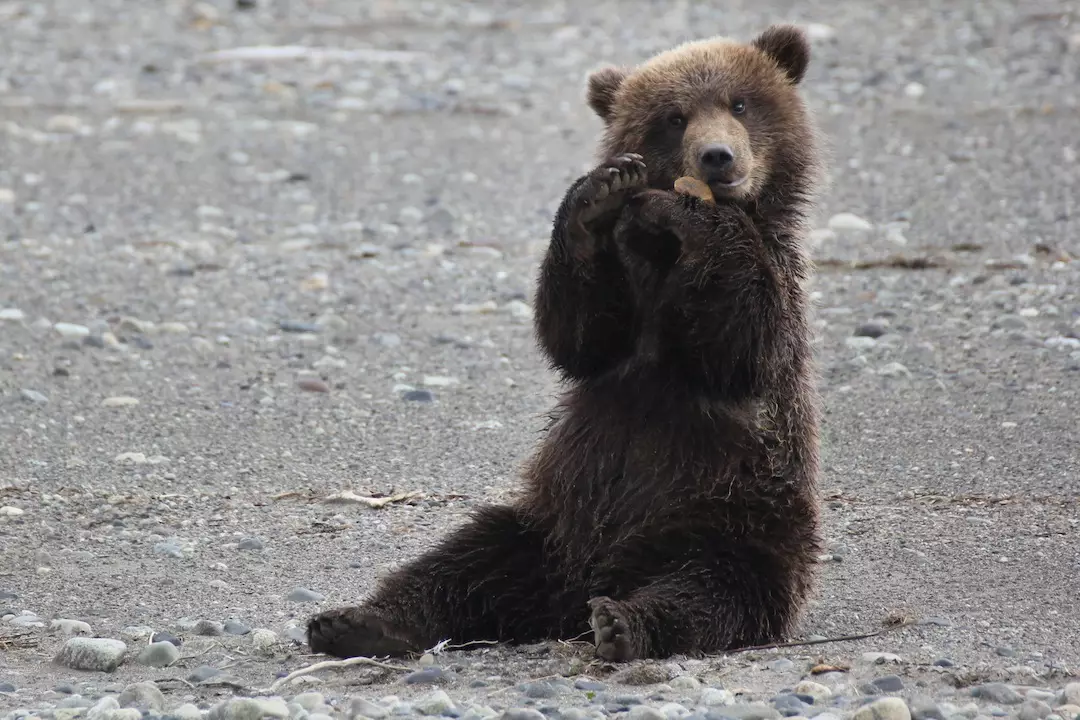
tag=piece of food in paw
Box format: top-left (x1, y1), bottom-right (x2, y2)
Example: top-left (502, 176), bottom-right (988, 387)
top-left (674, 176), bottom-right (715, 203)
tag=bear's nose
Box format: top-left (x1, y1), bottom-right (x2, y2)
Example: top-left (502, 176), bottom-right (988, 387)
top-left (699, 144), bottom-right (735, 173)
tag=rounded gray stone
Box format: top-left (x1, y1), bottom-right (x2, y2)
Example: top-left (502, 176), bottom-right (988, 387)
top-left (54, 637), bottom-right (128, 672)
top-left (852, 698), bottom-right (912, 720)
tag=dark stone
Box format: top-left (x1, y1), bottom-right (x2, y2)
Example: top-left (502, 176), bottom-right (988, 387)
top-left (872, 675), bottom-right (905, 692)
top-left (151, 631), bottom-right (181, 647)
top-left (403, 389), bottom-right (435, 403)
top-left (854, 322), bottom-right (888, 339)
top-left (405, 667), bottom-right (445, 685)
top-left (279, 320), bottom-right (320, 333)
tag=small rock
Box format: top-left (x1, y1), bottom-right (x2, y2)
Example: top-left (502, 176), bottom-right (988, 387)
top-left (54, 322), bottom-right (91, 340)
top-left (287, 587), bottom-right (325, 603)
top-left (350, 697), bottom-right (390, 720)
top-left (251, 628), bottom-right (278, 651)
top-left (862, 652), bottom-right (904, 664)
top-left (209, 698), bottom-right (289, 720)
top-left (118, 681), bottom-right (166, 711)
top-left (20, 388), bottom-right (49, 404)
top-left (194, 619), bottom-right (224, 636)
top-left (996, 646), bottom-right (1016, 658)
top-left (1064, 686), bottom-right (1080, 706)
top-left (701, 689), bottom-right (736, 707)
top-left (574, 678), bottom-right (607, 692)
top-left (102, 396), bottom-right (140, 408)
top-left (616, 664), bottom-right (674, 686)
top-left (238, 536), bottom-right (264, 551)
top-left (805, 23), bottom-right (836, 41)
top-left (629, 708), bottom-right (667, 720)
top-left (971, 684), bottom-right (1024, 706)
top-left (992, 315), bottom-right (1028, 331)
top-left (151, 630), bottom-right (181, 646)
top-left (0, 308), bottom-right (25, 321)
top-left (854, 322), bottom-right (888, 339)
top-left (406, 667), bottom-right (445, 685)
top-left (828, 213), bottom-right (874, 232)
top-left (852, 698), bottom-right (911, 720)
top-left (932, 657), bottom-right (954, 667)
top-left (878, 362), bottom-right (911, 378)
top-left (909, 697), bottom-right (944, 720)
top-left (772, 694), bottom-right (808, 717)
top-left (50, 619), bottom-right (93, 636)
top-left (55, 637), bottom-right (127, 672)
top-left (174, 704), bottom-right (204, 720)
top-left (416, 690), bottom-right (456, 716)
top-left (793, 682), bottom-right (831, 704)
top-left (660, 703), bottom-right (691, 719)
top-left (280, 320), bottom-right (320, 333)
top-left (402, 389), bottom-right (435, 403)
top-left (873, 675), bottom-right (905, 692)
top-left (298, 378), bottom-right (330, 393)
top-left (188, 665), bottom-right (221, 683)
top-left (88, 696), bottom-right (121, 720)
top-left (1020, 700), bottom-right (1054, 720)
top-left (0, 506), bottom-right (25, 517)
top-left (500, 711), bottom-right (546, 720)
top-left (709, 702), bottom-right (781, 720)
top-left (767, 658), bottom-right (795, 672)
top-left (1055, 706), bottom-right (1080, 720)
top-left (224, 619), bottom-right (250, 635)
top-left (136, 641), bottom-right (180, 668)
top-left (521, 682), bottom-right (558, 699)
top-left (904, 82), bottom-right (926, 99)
top-left (293, 692), bottom-right (327, 711)
top-left (671, 676), bottom-right (701, 691)
top-left (0, 681), bottom-right (15, 692)
top-left (154, 542), bottom-right (184, 558)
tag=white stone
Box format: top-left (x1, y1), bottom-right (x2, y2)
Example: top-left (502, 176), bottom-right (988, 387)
top-left (828, 212), bottom-right (874, 231)
top-left (0, 308), bottom-right (24, 321)
top-left (54, 322), bottom-right (91, 339)
top-left (102, 396), bottom-right (140, 408)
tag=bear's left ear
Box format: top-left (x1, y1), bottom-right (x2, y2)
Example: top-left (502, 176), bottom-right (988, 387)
top-left (753, 24), bottom-right (811, 84)
top-left (586, 66), bottom-right (628, 122)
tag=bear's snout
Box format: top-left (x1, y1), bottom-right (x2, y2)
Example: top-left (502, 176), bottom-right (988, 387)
top-left (700, 144), bottom-right (735, 175)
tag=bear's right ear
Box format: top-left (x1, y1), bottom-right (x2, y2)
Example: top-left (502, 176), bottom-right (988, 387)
top-left (586, 66), bottom-right (628, 122)
top-left (753, 24), bottom-right (811, 84)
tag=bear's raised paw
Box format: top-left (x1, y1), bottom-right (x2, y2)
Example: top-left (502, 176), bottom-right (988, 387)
top-left (574, 154), bottom-right (648, 225)
top-left (588, 596), bottom-right (637, 663)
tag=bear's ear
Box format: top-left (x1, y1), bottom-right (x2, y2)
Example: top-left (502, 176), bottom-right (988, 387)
top-left (753, 24), bottom-right (811, 84)
top-left (586, 66), bottom-right (628, 122)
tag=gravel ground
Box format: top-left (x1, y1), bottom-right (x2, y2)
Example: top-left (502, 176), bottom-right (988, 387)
top-left (1, 0), bottom-right (1079, 719)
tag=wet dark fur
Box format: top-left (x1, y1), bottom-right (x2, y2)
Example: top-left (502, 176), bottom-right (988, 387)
top-left (307, 24), bottom-right (825, 662)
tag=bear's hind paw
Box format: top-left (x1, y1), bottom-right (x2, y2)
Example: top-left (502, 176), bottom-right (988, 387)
top-left (307, 607), bottom-right (420, 659)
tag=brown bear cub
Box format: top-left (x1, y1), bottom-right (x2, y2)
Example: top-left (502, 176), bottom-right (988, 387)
top-left (307, 24), bottom-right (824, 663)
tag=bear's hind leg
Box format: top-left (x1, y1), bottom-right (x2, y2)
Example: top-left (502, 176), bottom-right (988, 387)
top-left (587, 547), bottom-right (811, 661)
top-left (308, 504), bottom-right (563, 658)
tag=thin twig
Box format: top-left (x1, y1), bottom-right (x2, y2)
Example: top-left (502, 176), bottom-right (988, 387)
top-left (267, 656), bottom-right (410, 693)
top-left (726, 620), bottom-right (918, 653)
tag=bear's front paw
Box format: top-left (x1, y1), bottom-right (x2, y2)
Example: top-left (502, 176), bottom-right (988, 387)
top-left (588, 596), bottom-right (637, 663)
top-left (307, 607), bottom-right (421, 659)
top-left (573, 154), bottom-right (648, 225)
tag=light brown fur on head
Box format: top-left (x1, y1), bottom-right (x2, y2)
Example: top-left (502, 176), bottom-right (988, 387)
top-left (586, 24), bottom-right (816, 204)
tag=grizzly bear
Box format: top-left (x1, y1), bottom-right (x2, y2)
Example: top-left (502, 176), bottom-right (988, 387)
top-left (307, 23), bottom-right (824, 662)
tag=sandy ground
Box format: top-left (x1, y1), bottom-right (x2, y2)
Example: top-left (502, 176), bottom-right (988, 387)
top-left (1, 0), bottom-right (1078, 715)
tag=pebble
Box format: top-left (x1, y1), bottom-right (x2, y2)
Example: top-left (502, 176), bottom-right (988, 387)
top-left (135, 641), bottom-right (180, 667)
top-left (224, 619), bottom-right (251, 635)
top-left (910, 698), bottom-right (945, 720)
top-left (351, 697), bottom-right (390, 719)
top-left (873, 675), bottom-right (906, 692)
top-left (501, 711), bottom-right (546, 720)
top-left (151, 630), bottom-right (181, 646)
top-left (767, 658), bottom-right (795, 672)
top-left (671, 676), bottom-right (701, 691)
top-left (117, 682), bottom-right (166, 711)
top-left (878, 362), bottom-right (911, 378)
top-left (298, 378), bottom-right (330, 393)
top-left (101, 396), bottom-right (140, 407)
top-left (293, 692), bottom-right (327, 711)
top-left (772, 694), bottom-right (808, 716)
top-left (863, 652), bottom-right (904, 664)
top-left (630, 708), bottom-right (668, 720)
top-left (521, 682), bottom-right (558, 699)
top-left (406, 667), bottom-right (445, 685)
top-left (54, 637), bottom-right (127, 672)
top-left (238, 536), bottom-right (264, 550)
top-left (174, 704), bottom-right (204, 720)
top-left (574, 679), bottom-right (607, 692)
top-left (188, 665), bottom-right (221, 683)
top-left (713, 702), bottom-right (781, 720)
top-left (971, 684), bottom-right (1024, 705)
top-left (828, 212), bottom-right (874, 231)
top-left (287, 587), bottom-right (325, 603)
top-left (416, 690), bottom-right (457, 715)
top-left (701, 689), bottom-right (736, 707)
top-left (20, 388), bottom-right (48, 404)
top-left (850, 700), bottom-right (912, 720)
top-left (1020, 700), bottom-right (1054, 720)
top-left (0, 308), bottom-right (25, 321)
top-left (50, 619), bottom-right (93, 636)
top-left (194, 619), bottom-right (225, 635)
top-left (54, 322), bottom-right (91, 339)
top-left (87, 696), bottom-right (121, 720)
top-left (1064, 686), bottom-right (1080, 706)
top-left (854, 322), bottom-right (888, 338)
top-left (0, 506), bottom-right (25, 517)
top-left (793, 682), bottom-right (831, 704)
top-left (251, 628), bottom-right (278, 651)
top-left (153, 542), bottom-right (184, 558)
top-left (0, 681), bottom-right (16, 692)
top-left (208, 697), bottom-right (290, 720)
top-left (402, 389), bottom-right (435, 403)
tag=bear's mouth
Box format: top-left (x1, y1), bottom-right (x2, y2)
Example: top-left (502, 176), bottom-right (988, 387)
top-left (708, 174), bottom-right (749, 192)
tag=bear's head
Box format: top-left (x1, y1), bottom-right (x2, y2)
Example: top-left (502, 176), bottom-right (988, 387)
top-left (586, 25), bottom-right (818, 204)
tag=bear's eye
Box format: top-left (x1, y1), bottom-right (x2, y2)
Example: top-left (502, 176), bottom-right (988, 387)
top-left (731, 99), bottom-right (747, 115)
top-left (666, 112), bottom-right (687, 129)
